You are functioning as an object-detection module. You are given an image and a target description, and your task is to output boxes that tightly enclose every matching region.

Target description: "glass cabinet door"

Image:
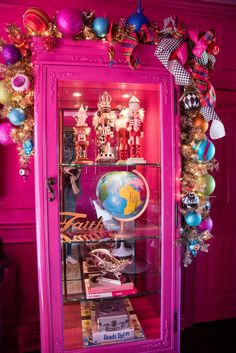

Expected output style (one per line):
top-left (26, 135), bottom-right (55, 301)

top-left (59, 81), bottom-right (162, 350)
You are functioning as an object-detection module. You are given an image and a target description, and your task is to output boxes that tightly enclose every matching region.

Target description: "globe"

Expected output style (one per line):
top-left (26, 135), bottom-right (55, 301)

top-left (96, 170), bottom-right (150, 221)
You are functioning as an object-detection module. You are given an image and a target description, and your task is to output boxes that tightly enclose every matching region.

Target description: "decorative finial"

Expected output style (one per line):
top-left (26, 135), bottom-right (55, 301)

top-left (98, 91), bottom-right (112, 113)
top-left (137, 0), bottom-right (143, 14)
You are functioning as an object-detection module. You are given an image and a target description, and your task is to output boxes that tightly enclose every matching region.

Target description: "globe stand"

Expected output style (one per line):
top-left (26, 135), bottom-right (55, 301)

top-left (114, 220), bottom-right (135, 240)
top-left (112, 240), bottom-right (134, 258)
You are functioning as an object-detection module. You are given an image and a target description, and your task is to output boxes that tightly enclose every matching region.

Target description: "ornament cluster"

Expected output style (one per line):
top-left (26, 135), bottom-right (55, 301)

top-left (178, 98), bottom-right (218, 266)
top-left (0, 24), bottom-right (34, 178)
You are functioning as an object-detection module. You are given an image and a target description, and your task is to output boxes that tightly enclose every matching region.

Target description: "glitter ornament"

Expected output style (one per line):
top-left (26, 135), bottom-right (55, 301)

top-left (11, 74), bottom-right (30, 93)
top-left (0, 121), bottom-right (13, 145)
top-left (23, 7), bottom-right (50, 34)
top-left (0, 80), bottom-right (11, 105)
top-left (56, 8), bottom-right (83, 38)
top-left (193, 138), bottom-right (215, 162)
top-left (2, 44), bottom-right (22, 65)
top-left (196, 173), bottom-right (216, 196)
top-left (8, 108), bottom-right (26, 126)
top-left (126, 0), bottom-right (150, 33)
top-left (92, 17), bottom-right (109, 38)
top-left (185, 211), bottom-right (202, 227)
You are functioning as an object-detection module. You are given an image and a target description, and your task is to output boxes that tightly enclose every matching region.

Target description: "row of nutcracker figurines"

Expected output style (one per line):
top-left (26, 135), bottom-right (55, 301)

top-left (72, 91), bottom-right (145, 164)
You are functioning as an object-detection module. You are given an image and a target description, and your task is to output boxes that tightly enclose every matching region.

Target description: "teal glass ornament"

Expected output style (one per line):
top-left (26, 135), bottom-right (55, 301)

top-left (92, 17), bottom-right (109, 38)
top-left (7, 108), bottom-right (26, 126)
top-left (185, 211), bottom-right (202, 227)
top-left (126, 0), bottom-right (150, 33)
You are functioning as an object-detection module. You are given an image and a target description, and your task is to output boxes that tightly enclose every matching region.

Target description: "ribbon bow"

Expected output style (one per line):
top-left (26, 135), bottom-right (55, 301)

top-left (121, 24), bottom-right (158, 69)
top-left (188, 30), bottom-right (213, 58)
top-left (155, 36), bottom-right (192, 86)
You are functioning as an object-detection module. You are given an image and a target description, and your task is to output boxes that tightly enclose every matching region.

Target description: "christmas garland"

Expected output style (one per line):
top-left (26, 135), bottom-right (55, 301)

top-left (0, 5), bottom-right (225, 266)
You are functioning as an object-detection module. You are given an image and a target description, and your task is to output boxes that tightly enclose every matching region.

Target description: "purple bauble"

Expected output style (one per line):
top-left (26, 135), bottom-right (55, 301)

top-left (2, 44), bottom-right (22, 65)
top-left (198, 217), bottom-right (213, 232)
top-left (56, 8), bottom-right (83, 37)
top-left (0, 121), bottom-right (13, 145)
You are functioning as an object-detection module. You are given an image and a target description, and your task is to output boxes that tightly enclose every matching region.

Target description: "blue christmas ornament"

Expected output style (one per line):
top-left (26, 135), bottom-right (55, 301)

top-left (126, 0), bottom-right (150, 33)
top-left (193, 138), bottom-right (215, 162)
top-left (188, 239), bottom-right (200, 256)
top-left (23, 139), bottom-right (34, 156)
top-left (92, 17), bottom-right (109, 38)
top-left (185, 211), bottom-right (202, 227)
top-left (7, 108), bottom-right (26, 126)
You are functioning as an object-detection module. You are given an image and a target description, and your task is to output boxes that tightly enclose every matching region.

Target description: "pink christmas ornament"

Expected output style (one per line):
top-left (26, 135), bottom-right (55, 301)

top-left (198, 217), bottom-right (213, 232)
top-left (0, 120), bottom-right (13, 145)
top-left (56, 8), bottom-right (83, 38)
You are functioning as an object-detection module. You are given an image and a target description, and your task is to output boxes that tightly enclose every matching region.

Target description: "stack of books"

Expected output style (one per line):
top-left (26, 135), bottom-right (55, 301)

top-left (83, 261), bottom-right (137, 299)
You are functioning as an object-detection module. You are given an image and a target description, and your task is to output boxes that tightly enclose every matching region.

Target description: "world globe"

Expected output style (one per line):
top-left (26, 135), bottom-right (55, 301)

top-left (96, 170), bottom-right (150, 221)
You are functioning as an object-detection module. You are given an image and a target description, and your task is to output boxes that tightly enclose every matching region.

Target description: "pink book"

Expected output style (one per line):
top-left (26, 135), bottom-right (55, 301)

top-left (84, 280), bottom-right (137, 299)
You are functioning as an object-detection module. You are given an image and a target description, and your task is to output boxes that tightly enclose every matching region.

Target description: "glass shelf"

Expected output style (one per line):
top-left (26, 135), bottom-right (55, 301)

top-left (60, 162), bottom-right (161, 168)
top-left (63, 290), bottom-right (161, 303)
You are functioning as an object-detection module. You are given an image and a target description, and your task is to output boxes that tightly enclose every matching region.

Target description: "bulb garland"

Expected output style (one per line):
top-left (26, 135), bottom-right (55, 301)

top-left (0, 4), bottom-right (226, 265)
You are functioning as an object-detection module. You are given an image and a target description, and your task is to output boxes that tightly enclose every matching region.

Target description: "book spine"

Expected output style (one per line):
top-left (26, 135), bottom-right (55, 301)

top-left (86, 288), bottom-right (137, 299)
top-left (88, 284), bottom-right (134, 294)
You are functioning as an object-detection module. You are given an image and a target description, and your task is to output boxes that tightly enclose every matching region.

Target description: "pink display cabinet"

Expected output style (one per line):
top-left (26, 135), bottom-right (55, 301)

top-left (33, 38), bottom-right (181, 353)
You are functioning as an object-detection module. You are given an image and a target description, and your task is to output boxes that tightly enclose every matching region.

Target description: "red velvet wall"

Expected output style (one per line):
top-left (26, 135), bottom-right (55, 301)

top-left (0, 1), bottom-right (236, 352)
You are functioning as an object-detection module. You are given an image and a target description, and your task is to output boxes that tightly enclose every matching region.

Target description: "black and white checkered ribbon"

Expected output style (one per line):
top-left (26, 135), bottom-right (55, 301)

top-left (155, 38), bottom-right (192, 86)
top-left (196, 50), bottom-right (208, 66)
top-left (200, 107), bottom-right (226, 139)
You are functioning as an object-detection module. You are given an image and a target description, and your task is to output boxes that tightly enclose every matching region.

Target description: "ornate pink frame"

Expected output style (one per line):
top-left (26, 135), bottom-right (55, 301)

top-left (33, 38), bottom-right (181, 353)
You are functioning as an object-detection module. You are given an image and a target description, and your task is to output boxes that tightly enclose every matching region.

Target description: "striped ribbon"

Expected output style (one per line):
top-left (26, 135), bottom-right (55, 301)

top-left (121, 24), bottom-right (157, 69)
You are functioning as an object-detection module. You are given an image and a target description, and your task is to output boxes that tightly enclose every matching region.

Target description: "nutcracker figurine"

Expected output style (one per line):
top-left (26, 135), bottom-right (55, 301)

top-left (73, 104), bottom-right (93, 164)
top-left (127, 95), bottom-right (145, 163)
top-left (115, 108), bottom-right (129, 163)
top-left (93, 91), bottom-right (117, 163)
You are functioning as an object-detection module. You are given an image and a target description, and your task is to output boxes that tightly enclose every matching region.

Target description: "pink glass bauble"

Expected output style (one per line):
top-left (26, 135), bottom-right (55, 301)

top-left (56, 8), bottom-right (83, 37)
top-left (198, 217), bottom-right (213, 232)
top-left (0, 121), bottom-right (13, 145)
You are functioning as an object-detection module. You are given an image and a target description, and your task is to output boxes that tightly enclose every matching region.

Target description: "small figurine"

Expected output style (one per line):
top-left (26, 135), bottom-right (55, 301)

top-left (115, 108), bottom-right (129, 163)
top-left (73, 105), bottom-right (92, 164)
top-left (93, 91), bottom-right (117, 163)
top-left (127, 95), bottom-right (145, 163)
